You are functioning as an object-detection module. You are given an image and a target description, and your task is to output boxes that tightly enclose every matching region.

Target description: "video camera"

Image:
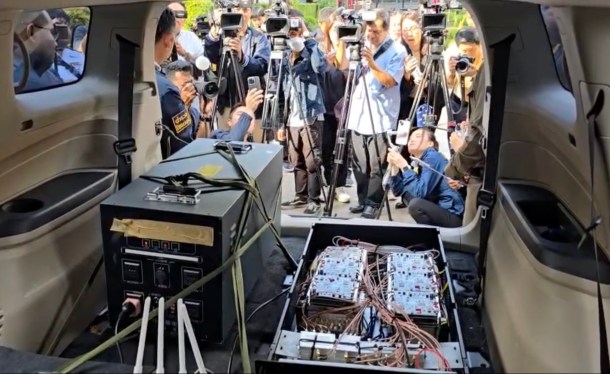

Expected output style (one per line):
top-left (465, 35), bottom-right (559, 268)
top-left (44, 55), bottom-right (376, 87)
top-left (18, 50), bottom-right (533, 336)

top-left (337, 9), bottom-right (376, 61)
top-left (422, 13), bottom-right (447, 54)
top-left (194, 15), bottom-right (212, 38)
top-left (217, 0), bottom-right (245, 38)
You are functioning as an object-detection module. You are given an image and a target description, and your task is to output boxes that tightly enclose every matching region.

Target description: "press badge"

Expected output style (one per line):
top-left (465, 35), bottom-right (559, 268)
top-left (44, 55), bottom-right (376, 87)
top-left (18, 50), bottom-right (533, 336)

top-left (172, 109), bottom-right (192, 134)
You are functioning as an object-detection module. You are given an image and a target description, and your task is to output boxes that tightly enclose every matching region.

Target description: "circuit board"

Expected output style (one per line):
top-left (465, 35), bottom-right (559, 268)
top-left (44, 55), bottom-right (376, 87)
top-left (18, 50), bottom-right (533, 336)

top-left (307, 246), bottom-right (366, 306)
top-left (386, 252), bottom-right (442, 320)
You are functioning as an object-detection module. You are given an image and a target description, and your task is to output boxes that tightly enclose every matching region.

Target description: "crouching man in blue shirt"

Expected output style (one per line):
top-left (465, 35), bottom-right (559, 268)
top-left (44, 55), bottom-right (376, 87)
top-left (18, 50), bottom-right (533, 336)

top-left (387, 128), bottom-right (464, 228)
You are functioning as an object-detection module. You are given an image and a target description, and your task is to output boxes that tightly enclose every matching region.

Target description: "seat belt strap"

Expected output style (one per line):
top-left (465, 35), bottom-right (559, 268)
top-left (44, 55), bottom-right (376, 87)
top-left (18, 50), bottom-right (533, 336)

top-left (476, 34), bottom-right (516, 279)
top-left (583, 90), bottom-right (609, 374)
top-left (115, 35), bottom-right (140, 190)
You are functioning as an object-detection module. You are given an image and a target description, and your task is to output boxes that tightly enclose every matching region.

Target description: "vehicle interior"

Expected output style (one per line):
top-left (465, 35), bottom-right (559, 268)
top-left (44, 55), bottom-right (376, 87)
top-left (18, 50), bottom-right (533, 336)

top-left (0, 0), bottom-right (609, 373)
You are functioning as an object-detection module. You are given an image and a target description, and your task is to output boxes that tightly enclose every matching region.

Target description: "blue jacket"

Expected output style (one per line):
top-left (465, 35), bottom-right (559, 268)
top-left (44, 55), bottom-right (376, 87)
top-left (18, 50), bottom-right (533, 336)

top-left (209, 113), bottom-right (252, 141)
top-left (282, 38), bottom-right (328, 121)
top-left (156, 68), bottom-right (200, 159)
top-left (390, 148), bottom-right (465, 216)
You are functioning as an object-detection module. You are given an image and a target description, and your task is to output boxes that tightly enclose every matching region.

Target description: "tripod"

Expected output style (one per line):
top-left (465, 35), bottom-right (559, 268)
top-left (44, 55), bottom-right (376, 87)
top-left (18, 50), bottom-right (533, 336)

top-left (260, 38), bottom-right (289, 143)
top-left (323, 46), bottom-right (393, 220)
top-left (211, 34), bottom-right (247, 131)
top-left (377, 38), bottom-right (454, 219)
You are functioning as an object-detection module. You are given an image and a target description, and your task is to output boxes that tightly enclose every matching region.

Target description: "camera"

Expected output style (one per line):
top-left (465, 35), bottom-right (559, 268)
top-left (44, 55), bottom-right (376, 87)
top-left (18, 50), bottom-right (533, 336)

top-left (194, 80), bottom-right (220, 99)
top-left (194, 15), bottom-right (211, 38)
top-left (53, 23), bottom-right (71, 51)
top-left (220, 12), bottom-right (244, 38)
top-left (455, 55), bottom-right (474, 75)
top-left (422, 13), bottom-right (447, 54)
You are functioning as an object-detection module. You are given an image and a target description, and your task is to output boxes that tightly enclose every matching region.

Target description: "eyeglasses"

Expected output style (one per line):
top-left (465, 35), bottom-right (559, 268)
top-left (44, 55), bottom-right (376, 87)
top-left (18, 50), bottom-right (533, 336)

top-left (33, 24), bottom-right (58, 39)
top-left (174, 10), bottom-right (188, 19)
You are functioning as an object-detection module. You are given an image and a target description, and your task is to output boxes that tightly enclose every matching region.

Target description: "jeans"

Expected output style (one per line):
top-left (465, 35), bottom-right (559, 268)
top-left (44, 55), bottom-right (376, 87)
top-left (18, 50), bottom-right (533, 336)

top-left (402, 194), bottom-right (463, 228)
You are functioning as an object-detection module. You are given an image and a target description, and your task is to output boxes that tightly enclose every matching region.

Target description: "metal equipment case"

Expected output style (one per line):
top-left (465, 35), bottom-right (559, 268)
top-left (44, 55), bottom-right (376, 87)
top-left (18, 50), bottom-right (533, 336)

top-left (257, 222), bottom-right (469, 373)
top-left (100, 139), bottom-right (283, 343)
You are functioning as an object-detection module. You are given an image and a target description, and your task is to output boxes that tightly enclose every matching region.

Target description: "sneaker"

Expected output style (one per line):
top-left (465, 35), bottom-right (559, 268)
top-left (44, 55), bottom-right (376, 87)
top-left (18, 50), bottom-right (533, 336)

top-left (345, 169), bottom-right (354, 187)
top-left (303, 202), bottom-right (321, 215)
top-left (281, 197), bottom-right (307, 208)
top-left (335, 187), bottom-right (350, 203)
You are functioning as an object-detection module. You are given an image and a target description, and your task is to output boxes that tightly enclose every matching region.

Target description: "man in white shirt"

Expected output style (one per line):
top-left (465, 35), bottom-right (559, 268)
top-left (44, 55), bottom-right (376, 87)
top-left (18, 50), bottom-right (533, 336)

top-left (346, 9), bottom-right (407, 219)
top-left (168, 2), bottom-right (204, 64)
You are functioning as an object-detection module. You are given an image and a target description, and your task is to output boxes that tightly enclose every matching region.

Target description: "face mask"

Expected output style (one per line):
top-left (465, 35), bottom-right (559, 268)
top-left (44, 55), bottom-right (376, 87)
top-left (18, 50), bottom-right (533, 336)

top-left (287, 37), bottom-right (305, 53)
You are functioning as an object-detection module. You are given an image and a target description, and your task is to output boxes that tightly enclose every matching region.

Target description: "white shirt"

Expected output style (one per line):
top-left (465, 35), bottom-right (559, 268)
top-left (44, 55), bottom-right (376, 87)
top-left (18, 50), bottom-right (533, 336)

top-left (176, 30), bottom-right (204, 63)
top-left (347, 39), bottom-right (407, 135)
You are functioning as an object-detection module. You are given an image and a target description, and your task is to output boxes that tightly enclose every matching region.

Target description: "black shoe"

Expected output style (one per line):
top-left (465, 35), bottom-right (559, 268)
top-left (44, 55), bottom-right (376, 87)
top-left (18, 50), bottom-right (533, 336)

top-left (349, 204), bottom-right (365, 214)
top-left (395, 201), bottom-right (407, 209)
top-left (281, 197), bottom-right (307, 208)
top-left (303, 202), bottom-right (321, 215)
top-left (361, 206), bottom-right (377, 219)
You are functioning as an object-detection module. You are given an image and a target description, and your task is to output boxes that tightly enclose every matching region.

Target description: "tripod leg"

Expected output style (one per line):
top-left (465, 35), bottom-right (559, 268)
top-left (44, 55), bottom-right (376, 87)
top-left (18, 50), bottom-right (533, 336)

top-left (324, 67), bottom-right (357, 217)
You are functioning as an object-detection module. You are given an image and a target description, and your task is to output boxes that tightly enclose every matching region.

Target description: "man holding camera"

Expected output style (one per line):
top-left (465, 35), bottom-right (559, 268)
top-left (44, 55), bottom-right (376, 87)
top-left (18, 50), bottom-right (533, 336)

top-left (155, 10), bottom-right (203, 159)
top-left (203, 0), bottom-right (271, 127)
top-left (278, 18), bottom-right (328, 215)
top-left (445, 27), bottom-right (483, 124)
top-left (444, 28), bottom-right (486, 225)
top-left (346, 9), bottom-right (407, 219)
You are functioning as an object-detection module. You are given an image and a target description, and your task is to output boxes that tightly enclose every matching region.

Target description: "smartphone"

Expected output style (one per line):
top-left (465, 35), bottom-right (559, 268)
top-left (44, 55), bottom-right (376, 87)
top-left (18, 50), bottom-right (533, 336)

top-left (214, 141), bottom-right (252, 154)
top-left (247, 76), bottom-right (261, 91)
top-left (289, 18), bottom-right (301, 29)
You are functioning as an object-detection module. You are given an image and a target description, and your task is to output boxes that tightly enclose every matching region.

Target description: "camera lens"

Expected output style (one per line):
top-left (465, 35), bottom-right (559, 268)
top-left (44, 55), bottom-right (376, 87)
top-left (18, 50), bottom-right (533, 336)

top-left (195, 81), bottom-right (219, 99)
top-left (455, 57), bottom-right (471, 75)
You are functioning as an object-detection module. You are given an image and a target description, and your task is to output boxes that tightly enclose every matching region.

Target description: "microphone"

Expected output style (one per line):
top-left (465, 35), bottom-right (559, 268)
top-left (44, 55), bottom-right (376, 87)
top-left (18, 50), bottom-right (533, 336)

top-left (195, 55), bottom-right (211, 71)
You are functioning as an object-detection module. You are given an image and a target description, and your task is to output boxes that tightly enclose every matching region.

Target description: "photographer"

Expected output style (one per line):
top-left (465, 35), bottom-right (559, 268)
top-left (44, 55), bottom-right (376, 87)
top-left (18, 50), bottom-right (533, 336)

top-left (346, 9), bottom-right (407, 219)
top-left (158, 61), bottom-right (204, 159)
top-left (444, 40), bottom-right (486, 225)
top-left (387, 127), bottom-right (464, 227)
top-left (444, 27), bottom-right (483, 123)
top-left (278, 18), bottom-right (329, 215)
top-left (203, 0), bottom-right (271, 122)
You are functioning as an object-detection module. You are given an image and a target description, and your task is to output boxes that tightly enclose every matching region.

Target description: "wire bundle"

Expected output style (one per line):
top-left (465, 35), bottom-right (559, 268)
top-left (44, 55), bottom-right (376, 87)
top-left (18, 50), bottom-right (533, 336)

top-left (299, 238), bottom-right (451, 371)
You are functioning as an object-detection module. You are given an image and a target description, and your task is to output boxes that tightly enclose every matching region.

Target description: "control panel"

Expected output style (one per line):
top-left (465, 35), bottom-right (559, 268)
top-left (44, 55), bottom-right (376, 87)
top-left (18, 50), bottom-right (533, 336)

top-left (108, 235), bottom-right (219, 342)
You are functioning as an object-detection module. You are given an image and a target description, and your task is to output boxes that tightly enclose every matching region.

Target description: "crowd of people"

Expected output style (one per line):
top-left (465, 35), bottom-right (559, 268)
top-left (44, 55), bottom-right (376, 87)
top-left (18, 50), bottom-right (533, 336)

top-left (153, 1), bottom-right (488, 228)
top-left (11, 2), bottom-right (488, 229)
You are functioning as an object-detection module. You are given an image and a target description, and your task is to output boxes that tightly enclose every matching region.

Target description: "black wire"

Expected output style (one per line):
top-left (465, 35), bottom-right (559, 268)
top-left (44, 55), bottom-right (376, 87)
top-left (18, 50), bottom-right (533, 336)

top-left (227, 288), bottom-right (290, 373)
top-left (114, 310), bottom-right (127, 364)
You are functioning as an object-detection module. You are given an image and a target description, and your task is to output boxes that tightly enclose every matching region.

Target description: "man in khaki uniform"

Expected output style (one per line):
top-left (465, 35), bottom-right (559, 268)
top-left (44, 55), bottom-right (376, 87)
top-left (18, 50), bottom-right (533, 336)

top-left (444, 64), bottom-right (486, 225)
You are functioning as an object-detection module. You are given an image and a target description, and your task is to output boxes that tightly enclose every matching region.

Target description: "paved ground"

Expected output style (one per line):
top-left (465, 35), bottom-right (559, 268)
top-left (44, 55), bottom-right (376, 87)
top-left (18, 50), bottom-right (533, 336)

top-left (280, 168), bottom-right (416, 223)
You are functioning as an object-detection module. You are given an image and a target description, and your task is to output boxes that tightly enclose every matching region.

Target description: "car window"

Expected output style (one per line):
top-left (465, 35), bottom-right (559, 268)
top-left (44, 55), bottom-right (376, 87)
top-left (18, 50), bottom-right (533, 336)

top-left (13, 7), bottom-right (90, 94)
top-left (540, 5), bottom-right (572, 91)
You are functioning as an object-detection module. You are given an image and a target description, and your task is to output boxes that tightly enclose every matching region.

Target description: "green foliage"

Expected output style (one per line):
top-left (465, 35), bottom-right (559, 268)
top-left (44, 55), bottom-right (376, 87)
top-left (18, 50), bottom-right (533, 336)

top-left (292, 2), bottom-right (319, 29)
top-left (65, 7), bottom-right (91, 27)
top-left (445, 8), bottom-right (468, 45)
top-left (184, 0), bottom-right (215, 29)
